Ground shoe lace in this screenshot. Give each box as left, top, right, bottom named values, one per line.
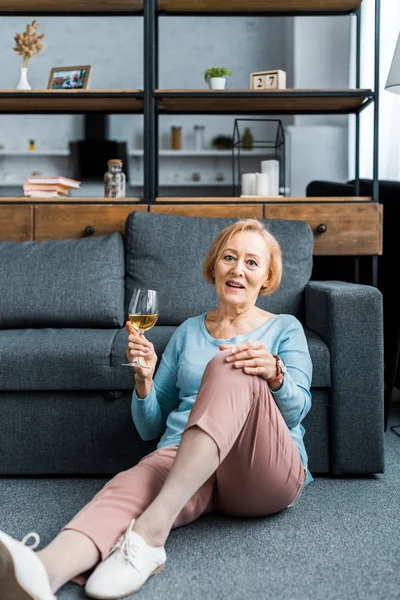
left=21, top=532, right=41, bottom=550
left=110, top=520, right=141, bottom=572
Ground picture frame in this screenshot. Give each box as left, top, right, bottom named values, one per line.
left=250, top=70, right=286, bottom=91
left=47, top=65, right=92, bottom=90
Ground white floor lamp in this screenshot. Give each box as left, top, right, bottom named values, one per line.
left=385, top=31, right=400, bottom=94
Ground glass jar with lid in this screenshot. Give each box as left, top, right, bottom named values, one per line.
left=193, top=125, right=205, bottom=150
left=104, top=158, right=126, bottom=198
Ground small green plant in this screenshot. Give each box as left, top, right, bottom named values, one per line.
left=212, top=135, right=233, bottom=150
left=203, top=67, right=232, bottom=83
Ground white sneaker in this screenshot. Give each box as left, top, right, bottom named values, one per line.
left=85, top=519, right=166, bottom=600
left=0, top=529, right=56, bottom=600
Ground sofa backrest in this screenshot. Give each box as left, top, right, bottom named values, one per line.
left=0, top=233, right=125, bottom=328
left=125, top=212, right=313, bottom=326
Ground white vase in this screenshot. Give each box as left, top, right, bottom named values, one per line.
left=208, top=77, right=226, bottom=90
left=15, top=67, right=31, bottom=90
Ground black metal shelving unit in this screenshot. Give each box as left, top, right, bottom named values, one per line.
left=0, top=0, right=380, bottom=210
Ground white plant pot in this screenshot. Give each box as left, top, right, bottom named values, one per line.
left=208, top=77, right=226, bottom=90
left=15, top=67, right=31, bottom=90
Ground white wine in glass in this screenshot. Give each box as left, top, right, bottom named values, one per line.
left=123, top=288, right=159, bottom=368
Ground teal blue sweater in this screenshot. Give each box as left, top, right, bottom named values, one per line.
left=131, top=313, right=314, bottom=488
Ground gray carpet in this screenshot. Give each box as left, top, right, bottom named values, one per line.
left=1, top=404, right=400, bottom=600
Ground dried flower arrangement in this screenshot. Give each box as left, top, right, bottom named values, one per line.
left=13, top=20, right=46, bottom=68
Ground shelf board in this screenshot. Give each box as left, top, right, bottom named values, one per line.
left=0, top=89, right=372, bottom=115
left=0, top=197, right=142, bottom=203
left=0, top=196, right=374, bottom=204
left=158, top=0, right=363, bottom=15
left=0, top=150, right=69, bottom=156
left=0, top=90, right=144, bottom=114
left=0, top=0, right=362, bottom=15
left=155, top=196, right=373, bottom=202
left=130, top=181, right=232, bottom=187
left=0, top=0, right=143, bottom=15
left=155, top=89, right=373, bottom=115
left=129, top=149, right=275, bottom=157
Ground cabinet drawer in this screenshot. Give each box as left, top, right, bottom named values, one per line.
left=34, top=204, right=147, bottom=241
left=151, top=204, right=263, bottom=218
left=0, top=205, right=33, bottom=241
left=264, top=203, right=382, bottom=255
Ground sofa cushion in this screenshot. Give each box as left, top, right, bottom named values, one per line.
left=0, top=329, right=120, bottom=390
left=0, top=233, right=125, bottom=328
left=125, top=212, right=313, bottom=325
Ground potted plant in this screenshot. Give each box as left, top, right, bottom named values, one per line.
left=203, top=67, right=232, bottom=90
left=211, top=135, right=233, bottom=150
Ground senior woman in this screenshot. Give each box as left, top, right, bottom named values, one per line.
left=0, top=218, right=313, bottom=600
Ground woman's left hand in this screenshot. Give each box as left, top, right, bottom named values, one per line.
left=219, top=341, right=278, bottom=381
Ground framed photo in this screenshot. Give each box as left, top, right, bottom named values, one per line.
left=47, top=65, right=91, bottom=90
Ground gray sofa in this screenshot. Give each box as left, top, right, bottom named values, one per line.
left=0, top=211, right=385, bottom=477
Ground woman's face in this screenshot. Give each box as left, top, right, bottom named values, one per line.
left=213, top=230, right=270, bottom=309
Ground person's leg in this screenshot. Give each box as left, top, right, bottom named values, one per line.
left=131, top=425, right=219, bottom=547
left=39, top=446, right=214, bottom=590
left=36, top=530, right=100, bottom=594
left=132, top=349, right=305, bottom=549
left=131, top=348, right=253, bottom=545
left=191, top=350, right=306, bottom=515
left=212, top=365, right=306, bottom=516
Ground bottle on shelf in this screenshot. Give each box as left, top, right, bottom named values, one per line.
left=193, top=125, right=205, bottom=150
left=104, top=158, right=126, bottom=198
left=241, top=128, right=253, bottom=150
left=171, top=126, right=182, bottom=150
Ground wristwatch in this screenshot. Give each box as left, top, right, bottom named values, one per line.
left=267, top=354, right=287, bottom=383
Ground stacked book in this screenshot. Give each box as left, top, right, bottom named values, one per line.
left=23, top=175, right=82, bottom=198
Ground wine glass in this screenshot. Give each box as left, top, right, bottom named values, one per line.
left=122, top=288, right=159, bottom=368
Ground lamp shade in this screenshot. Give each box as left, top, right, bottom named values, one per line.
left=385, top=32, right=400, bottom=94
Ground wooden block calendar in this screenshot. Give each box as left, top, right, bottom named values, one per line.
left=250, top=70, right=286, bottom=90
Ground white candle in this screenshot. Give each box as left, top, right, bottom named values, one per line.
left=255, top=172, right=269, bottom=196
left=261, top=160, right=279, bottom=196
left=241, top=173, right=256, bottom=195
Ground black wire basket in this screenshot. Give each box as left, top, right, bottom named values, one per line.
left=231, top=118, right=285, bottom=197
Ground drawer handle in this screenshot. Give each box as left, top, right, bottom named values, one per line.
left=84, top=225, right=95, bottom=236
left=317, top=223, right=327, bottom=234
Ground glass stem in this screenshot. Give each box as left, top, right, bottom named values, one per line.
left=133, top=330, right=144, bottom=363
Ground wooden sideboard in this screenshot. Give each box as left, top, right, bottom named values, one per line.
left=0, top=197, right=383, bottom=257
left=0, top=199, right=145, bottom=242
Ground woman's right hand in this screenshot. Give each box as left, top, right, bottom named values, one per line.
left=125, top=321, right=158, bottom=382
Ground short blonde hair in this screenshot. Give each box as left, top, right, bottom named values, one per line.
left=203, top=219, right=282, bottom=296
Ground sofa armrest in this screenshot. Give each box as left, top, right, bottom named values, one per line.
left=305, top=280, right=384, bottom=475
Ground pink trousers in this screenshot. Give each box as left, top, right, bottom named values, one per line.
left=62, top=349, right=306, bottom=586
